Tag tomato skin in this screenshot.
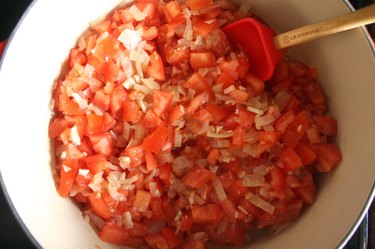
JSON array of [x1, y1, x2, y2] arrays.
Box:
[[315, 143, 342, 172], [142, 126, 169, 153], [182, 167, 213, 189], [191, 204, 222, 223], [58, 159, 79, 197], [146, 51, 165, 81]]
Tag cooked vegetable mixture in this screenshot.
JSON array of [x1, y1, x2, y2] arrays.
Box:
[[49, 0, 342, 248]]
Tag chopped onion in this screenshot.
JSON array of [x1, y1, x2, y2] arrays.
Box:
[[119, 156, 131, 169], [70, 125, 81, 146], [78, 169, 90, 176], [123, 77, 136, 90], [134, 83, 152, 94], [123, 121, 131, 140], [149, 182, 161, 197], [139, 49, 151, 69], [123, 211, 133, 229], [255, 114, 275, 129], [128, 5, 147, 21], [238, 1, 252, 16], [212, 178, 227, 201], [72, 92, 88, 110], [120, 56, 134, 78], [48, 98, 55, 110], [174, 130, 183, 147], [183, 8, 193, 41], [243, 174, 265, 187], [84, 210, 105, 230], [210, 139, 230, 148], [145, 169, 159, 183], [198, 68, 209, 77], [118, 29, 142, 50], [174, 210, 183, 222], [216, 220, 228, 235], [158, 152, 174, 165], [207, 131, 233, 138], [63, 165, 71, 173], [246, 193, 275, 214], [88, 171, 104, 192], [224, 85, 235, 94], [142, 78, 160, 90], [173, 156, 193, 176], [253, 165, 271, 176], [242, 143, 258, 158], [108, 184, 126, 201], [87, 103, 104, 116], [274, 91, 291, 111]]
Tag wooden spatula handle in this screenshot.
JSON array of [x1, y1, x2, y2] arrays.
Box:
[[274, 4, 375, 49]]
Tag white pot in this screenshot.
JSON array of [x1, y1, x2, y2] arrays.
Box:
[[0, 0, 374, 248]]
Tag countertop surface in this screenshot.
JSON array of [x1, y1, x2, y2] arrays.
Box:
[[0, 0, 374, 248]]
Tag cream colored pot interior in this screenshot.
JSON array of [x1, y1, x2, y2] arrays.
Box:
[[0, 0, 374, 249]]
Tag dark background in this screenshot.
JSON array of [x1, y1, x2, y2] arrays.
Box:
[[0, 0, 374, 248]]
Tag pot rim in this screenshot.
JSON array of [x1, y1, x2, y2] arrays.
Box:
[[0, 1, 373, 249]]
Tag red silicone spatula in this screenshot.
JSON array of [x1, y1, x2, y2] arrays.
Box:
[[223, 4, 375, 81]]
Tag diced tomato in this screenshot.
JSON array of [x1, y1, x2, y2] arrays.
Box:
[[146, 51, 165, 81], [158, 164, 172, 186], [184, 73, 211, 95], [297, 173, 316, 205], [294, 142, 317, 165], [153, 90, 174, 116], [123, 99, 142, 123], [219, 60, 239, 80], [271, 166, 286, 192], [92, 91, 110, 111], [204, 104, 229, 123], [165, 45, 190, 66], [190, 52, 216, 69], [225, 223, 245, 246], [88, 193, 112, 219], [164, 1, 181, 23], [89, 132, 113, 156], [216, 72, 235, 89], [161, 227, 182, 248], [275, 109, 295, 133], [102, 61, 119, 82], [92, 35, 118, 63], [123, 236, 145, 248], [142, 126, 169, 153], [145, 233, 169, 249], [49, 118, 69, 138], [188, 0, 213, 10], [110, 85, 127, 115], [145, 151, 159, 171], [275, 199, 303, 224], [232, 126, 244, 146], [180, 213, 193, 232], [219, 199, 237, 223], [313, 115, 337, 136], [99, 224, 128, 245], [64, 99, 85, 116], [238, 108, 255, 128], [227, 180, 248, 201], [304, 83, 326, 106], [272, 77, 293, 94], [258, 131, 280, 155], [86, 114, 104, 135], [193, 19, 220, 38], [168, 105, 185, 125], [68, 48, 87, 68], [282, 111, 309, 148], [315, 143, 342, 172], [281, 148, 303, 172], [83, 154, 108, 174], [228, 89, 249, 102], [181, 240, 205, 249], [182, 167, 213, 189], [186, 92, 209, 114], [133, 190, 152, 211], [143, 109, 165, 129], [207, 148, 220, 166], [191, 204, 222, 223], [243, 73, 265, 98], [125, 145, 145, 167], [58, 159, 79, 197]]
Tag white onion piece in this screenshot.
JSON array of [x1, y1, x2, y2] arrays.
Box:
[[70, 125, 81, 146], [243, 174, 265, 187], [118, 29, 142, 50], [128, 5, 147, 21], [173, 156, 193, 176], [123, 211, 134, 229], [246, 193, 275, 214], [212, 178, 227, 201]]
